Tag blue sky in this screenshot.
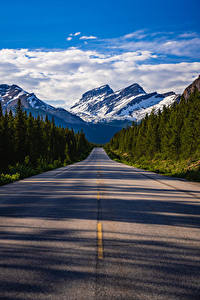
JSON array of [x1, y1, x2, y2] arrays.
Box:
[[0, 0, 199, 107], [1, 0, 199, 49]]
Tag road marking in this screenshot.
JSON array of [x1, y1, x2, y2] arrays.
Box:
[[97, 222, 103, 259], [97, 165, 103, 259]]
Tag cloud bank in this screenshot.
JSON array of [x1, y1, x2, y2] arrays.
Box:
[[0, 30, 199, 108]]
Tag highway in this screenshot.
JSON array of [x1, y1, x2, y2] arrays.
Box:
[[0, 147, 200, 299]]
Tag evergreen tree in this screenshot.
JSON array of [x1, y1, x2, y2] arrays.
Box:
[[106, 88, 200, 165], [0, 99, 92, 173], [15, 99, 27, 163]]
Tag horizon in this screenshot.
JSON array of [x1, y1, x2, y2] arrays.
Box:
[[0, 0, 199, 109]]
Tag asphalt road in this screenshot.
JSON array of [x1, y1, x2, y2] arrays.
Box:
[[0, 147, 200, 300]]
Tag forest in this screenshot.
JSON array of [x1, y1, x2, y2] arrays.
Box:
[[0, 99, 92, 185], [105, 88, 200, 181]]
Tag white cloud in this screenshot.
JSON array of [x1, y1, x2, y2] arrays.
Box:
[[79, 36, 97, 40], [161, 38, 200, 57], [101, 30, 200, 59], [179, 32, 197, 38], [110, 38, 200, 59], [1, 31, 200, 108], [74, 32, 81, 36], [66, 32, 81, 41], [69, 32, 81, 37], [123, 30, 147, 40]]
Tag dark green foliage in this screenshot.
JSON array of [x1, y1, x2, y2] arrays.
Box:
[[106, 89, 200, 180], [0, 99, 92, 184], [15, 99, 27, 163]]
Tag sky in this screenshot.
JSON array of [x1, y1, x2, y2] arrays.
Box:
[[0, 0, 200, 107]]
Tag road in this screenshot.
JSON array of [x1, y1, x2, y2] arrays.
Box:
[[0, 147, 200, 300]]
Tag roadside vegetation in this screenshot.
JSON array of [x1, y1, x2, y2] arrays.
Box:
[[105, 88, 200, 181], [0, 99, 93, 185]]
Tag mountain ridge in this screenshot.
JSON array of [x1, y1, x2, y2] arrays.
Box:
[[0, 84, 84, 125], [70, 83, 179, 123], [0, 84, 126, 143]]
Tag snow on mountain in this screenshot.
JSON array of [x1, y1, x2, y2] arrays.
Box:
[[0, 84, 84, 125], [70, 83, 179, 123], [0, 83, 131, 144], [0, 82, 181, 144], [122, 93, 178, 121], [71, 84, 114, 117]]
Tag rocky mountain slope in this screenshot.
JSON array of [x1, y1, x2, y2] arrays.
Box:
[[70, 83, 180, 123], [0, 84, 84, 126], [183, 75, 200, 100]]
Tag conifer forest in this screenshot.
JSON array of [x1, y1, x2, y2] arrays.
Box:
[[105, 88, 200, 181], [0, 99, 92, 184]]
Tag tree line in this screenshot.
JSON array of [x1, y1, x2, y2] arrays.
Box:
[[107, 88, 200, 164], [0, 99, 92, 175]]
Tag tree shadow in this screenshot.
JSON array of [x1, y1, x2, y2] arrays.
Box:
[[0, 225, 200, 299], [0, 149, 200, 298], [0, 175, 200, 228]]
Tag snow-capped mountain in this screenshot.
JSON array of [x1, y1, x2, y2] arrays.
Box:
[[0, 82, 181, 144], [0, 84, 84, 125], [0, 84, 124, 143], [70, 83, 180, 123]]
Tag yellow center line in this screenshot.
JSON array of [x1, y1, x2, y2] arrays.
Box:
[[97, 165, 103, 259], [97, 222, 103, 259]]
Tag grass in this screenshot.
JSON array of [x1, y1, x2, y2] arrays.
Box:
[[105, 147, 200, 182], [0, 160, 63, 186], [0, 149, 92, 186]]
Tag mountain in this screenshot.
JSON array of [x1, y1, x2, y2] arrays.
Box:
[[0, 84, 84, 126], [183, 75, 200, 100], [0, 84, 123, 144], [0, 82, 182, 144], [70, 83, 180, 123]]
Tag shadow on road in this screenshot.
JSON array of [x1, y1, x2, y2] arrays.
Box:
[[0, 225, 199, 299], [0, 160, 200, 228], [0, 150, 200, 299]]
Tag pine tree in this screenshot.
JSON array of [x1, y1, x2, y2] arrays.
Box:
[[0, 100, 91, 173], [106, 87, 200, 165], [15, 99, 27, 163]]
